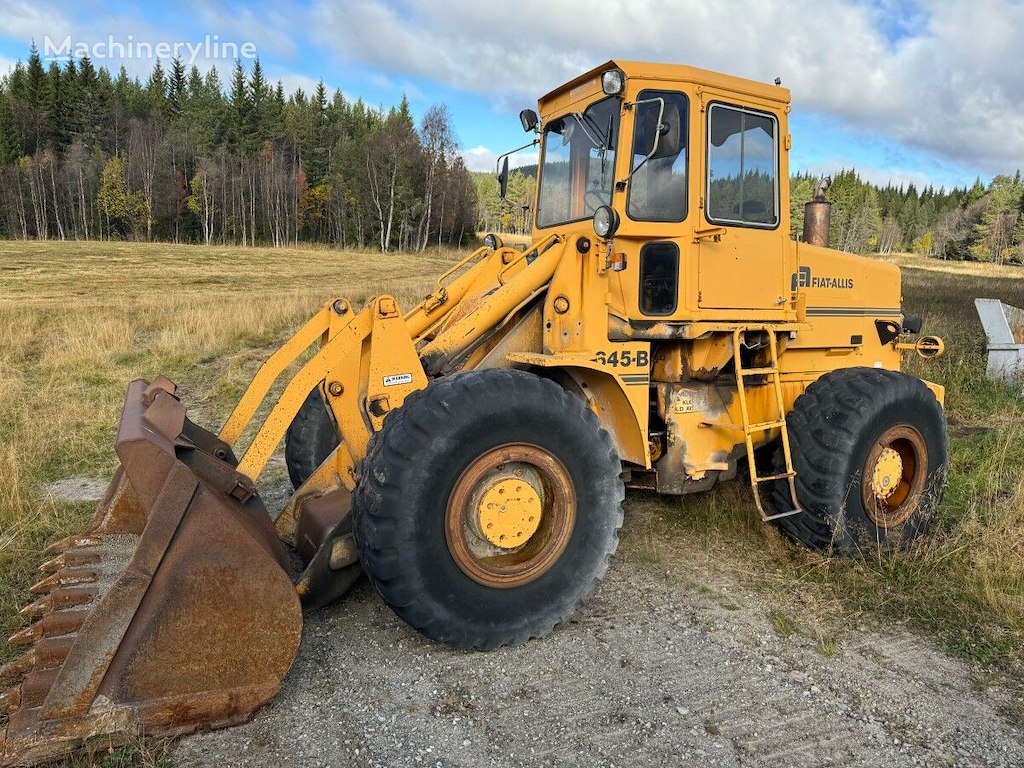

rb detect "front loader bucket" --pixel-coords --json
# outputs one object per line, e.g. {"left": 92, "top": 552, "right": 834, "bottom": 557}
{"left": 0, "top": 377, "right": 302, "bottom": 767}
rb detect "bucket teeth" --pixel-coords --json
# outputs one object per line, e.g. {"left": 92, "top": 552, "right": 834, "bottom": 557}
{"left": 19, "top": 586, "right": 97, "bottom": 618}
{"left": 40, "top": 609, "right": 88, "bottom": 638}
{"left": 7, "top": 608, "right": 89, "bottom": 647}
{"left": 0, "top": 652, "right": 34, "bottom": 681}
{"left": 0, "top": 684, "right": 22, "bottom": 715}
{"left": 18, "top": 595, "right": 50, "bottom": 618}
{"left": 30, "top": 567, "right": 97, "bottom": 595}
{"left": 44, "top": 535, "right": 101, "bottom": 556}
{"left": 7, "top": 623, "right": 41, "bottom": 647}
{"left": 1, "top": 637, "right": 76, "bottom": 682}
{"left": 38, "top": 549, "right": 101, "bottom": 574}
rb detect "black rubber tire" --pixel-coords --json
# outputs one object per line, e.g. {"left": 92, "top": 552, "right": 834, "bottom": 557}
{"left": 351, "top": 368, "right": 625, "bottom": 650}
{"left": 771, "top": 367, "right": 948, "bottom": 557}
{"left": 285, "top": 387, "right": 340, "bottom": 490}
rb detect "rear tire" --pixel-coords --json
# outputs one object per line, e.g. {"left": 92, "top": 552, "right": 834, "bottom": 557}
{"left": 285, "top": 388, "right": 340, "bottom": 490}
{"left": 352, "top": 369, "right": 624, "bottom": 650}
{"left": 771, "top": 367, "right": 948, "bottom": 556}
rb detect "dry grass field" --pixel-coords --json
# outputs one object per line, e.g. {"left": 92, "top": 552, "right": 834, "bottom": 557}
{"left": 0, "top": 241, "right": 454, "bottom": 666}
{"left": 0, "top": 239, "right": 1022, "bottom": 734}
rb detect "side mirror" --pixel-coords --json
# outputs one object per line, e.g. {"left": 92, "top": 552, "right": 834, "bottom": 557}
{"left": 497, "top": 156, "right": 509, "bottom": 199}
{"left": 624, "top": 97, "right": 682, "bottom": 186}
{"left": 519, "top": 109, "right": 539, "bottom": 133}
{"left": 650, "top": 102, "right": 681, "bottom": 160}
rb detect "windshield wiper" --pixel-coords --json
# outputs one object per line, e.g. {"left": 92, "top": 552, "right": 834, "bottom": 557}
{"left": 600, "top": 114, "right": 614, "bottom": 174}
{"left": 573, "top": 111, "right": 609, "bottom": 151}
{"left": 572, "top": 111, "right": 615, "bottom": 178}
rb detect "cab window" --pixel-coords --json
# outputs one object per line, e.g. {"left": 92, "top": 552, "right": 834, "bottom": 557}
{"left": 639, "top": 242, "right": 679, "bottom": 315}
{"left": 536, "top": 97, "right": 620, "bottom": 228}
{"left": 627, "top": 90, "right": 688, "bottom": 222}
{"left": 706, "top": 104, "right": 779, "bottom": 228}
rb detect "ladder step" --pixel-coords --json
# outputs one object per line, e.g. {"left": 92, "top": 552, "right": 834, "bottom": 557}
{"left": 753, "top": 471, "right": 796, "bottom": 483}
{"left": 738, "top": 366, "right": 780, "bottom": 376}
{"left": 761, "top": 507, "right": 803, "bottom": 522}
{"left": 713, "top": 419, "right": 787, "bottom": 433}
{"left": 746, "top": 420, "right": 787, "bottom": 432}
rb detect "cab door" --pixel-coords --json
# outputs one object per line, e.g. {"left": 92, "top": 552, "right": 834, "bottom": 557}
{"left": 697, "top": 101, "right": 788, "bottom": 311}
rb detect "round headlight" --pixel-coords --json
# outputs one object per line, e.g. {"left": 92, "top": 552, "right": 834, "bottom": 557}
{"left": 601, "top": 69, "right": 625, "bottom": 95}
{"left": 593, "top": 206, "right": 620, "bottom": 239}
{"left": 484, "top": 233, "right": 503, "bottom": 250}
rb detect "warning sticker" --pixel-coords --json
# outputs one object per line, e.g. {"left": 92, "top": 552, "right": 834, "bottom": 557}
{"left": 673, "top": 388, "right": 710, "bottom": 414}
{"left": 383, "top": 373, "right": 414, "bottom": 387}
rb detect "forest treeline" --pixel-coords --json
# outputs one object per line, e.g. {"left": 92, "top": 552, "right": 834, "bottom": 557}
{"left": 0, "top": 46, "right": 475, "bottom": 250}
{"left": 477, "top": 168, "right": 1024, "bottom": 263}
{"left": 3, "top": 41, "right": 1023, "bottom": 262}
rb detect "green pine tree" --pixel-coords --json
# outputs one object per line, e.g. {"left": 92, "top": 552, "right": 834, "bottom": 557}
{"left": 168, "top": 57, "right": 187, "bottom": 119}
{"left": 44, "top": 60, "right": 66, "bottom": 146}
{"left": 26, "top": 42, "right": 46, "bottom": 109}
{"left": 146, "top": 60, "right": 167, "bottom": 117}
{"left": 228, "top": 60, "right": 251, "bottom": 152}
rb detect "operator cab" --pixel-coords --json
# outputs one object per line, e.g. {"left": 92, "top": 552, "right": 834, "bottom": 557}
{"left": 522, "top": 61, "right": 794, "bottom": 327}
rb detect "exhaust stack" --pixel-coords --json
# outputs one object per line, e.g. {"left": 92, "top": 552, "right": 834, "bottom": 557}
{"left": 802, "top": 177, "right": 832, "bottom": 247}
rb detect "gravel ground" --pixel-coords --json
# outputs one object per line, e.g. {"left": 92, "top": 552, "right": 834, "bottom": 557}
{"left": 172, "top": 493, "right": 1024, "bottom": 768}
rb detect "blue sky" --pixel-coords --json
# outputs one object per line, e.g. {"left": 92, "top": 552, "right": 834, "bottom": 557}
{"left": 2, "top": 0, "right": 1022, "bottom": 190}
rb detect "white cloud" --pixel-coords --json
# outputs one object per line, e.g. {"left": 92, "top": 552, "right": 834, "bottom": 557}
{"left": 797, "top": 159, "right": 937, "bottom": 191}
{"left": 461, "top": 145, "right": 538, "bottom": 173}
{"left": 0, "top": 0, "right": 72, "bottom": 41}
{"left": 186, "top": 2, "right": 299, "bottom": 60}
{"left": 309, "top": 0, "right": 1024, "bottom": 174}
{"left": 273, "top": 71, "right": 332, "bottom": 98}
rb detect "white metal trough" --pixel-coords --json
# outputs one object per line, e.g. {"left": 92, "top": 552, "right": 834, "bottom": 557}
{"left": 975, "top": 298, "right": 1024, "bottom": 386}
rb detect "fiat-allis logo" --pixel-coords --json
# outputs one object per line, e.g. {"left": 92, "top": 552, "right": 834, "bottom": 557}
{"left": 791, "top": 266, "right": 854, "bottom": 291}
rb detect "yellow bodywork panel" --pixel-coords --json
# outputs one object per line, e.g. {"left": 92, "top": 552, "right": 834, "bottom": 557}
{"left": 922, "top": 379, "right": 946, "bottom": 407}
{"left": 506, "top": 351, "right": 651, "bottom": 467}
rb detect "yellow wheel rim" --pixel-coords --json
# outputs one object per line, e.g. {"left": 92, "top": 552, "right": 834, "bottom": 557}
{"left": 861, "top": 425, "right": 928, "bottom": 528}
{"left": 445, "top": 444, "right": 575, "bottom": 588}
{"left": 477, "top": 478, "right": 542, "bottom": 548}
{"left": 870, "top": 447, "right": 904, "bottom": 501}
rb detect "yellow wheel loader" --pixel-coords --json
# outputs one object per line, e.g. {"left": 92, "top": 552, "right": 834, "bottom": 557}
{"left": 0, "top": 61, "right": 949, "bottom": 765}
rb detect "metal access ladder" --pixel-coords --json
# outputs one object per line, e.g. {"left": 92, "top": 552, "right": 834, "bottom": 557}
{"left": 731, "top": 327, "right": 802, "bottom": 522}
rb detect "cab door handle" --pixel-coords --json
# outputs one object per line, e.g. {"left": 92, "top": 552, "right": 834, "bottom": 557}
{"left": 692, "top": 227, "right": 727, "bottom": 244}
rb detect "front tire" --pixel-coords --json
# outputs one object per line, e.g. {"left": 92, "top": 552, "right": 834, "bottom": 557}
{"left": 772, "top": 367, "right": 948, "bottom": 556}
{"left": 352, "top": 369, "right": 625, "bottom": 650}
{"left": 285, "top": 387, "right": 340, "bottom": 490}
